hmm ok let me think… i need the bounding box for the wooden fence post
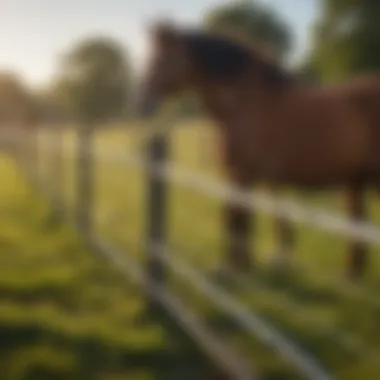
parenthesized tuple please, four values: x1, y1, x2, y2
(51, 125, 64, 204)
(13, 123, 38, 179)
(32, 126, 40, 178)
(25, 125, 39, 177)
(146, 133, 169, 311)
(76, 122, 94, 234)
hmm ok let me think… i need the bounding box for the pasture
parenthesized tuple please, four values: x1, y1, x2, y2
(0, 153, 214, 380)
(17, 119, 380, 379)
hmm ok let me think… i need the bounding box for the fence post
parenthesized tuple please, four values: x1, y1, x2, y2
(13, 122, 38, 179)
(76, 122, 94, 234)
(24, 124, 39, 178)
(51, 125, 64, 205)
(32, 125, 40, 179)
(146, 133, 169, 311)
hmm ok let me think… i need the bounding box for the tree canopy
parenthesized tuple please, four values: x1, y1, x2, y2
(204, 1, 294, 61)
(308, 0, 380, 82)
(56, 36, 132, 123)
(0, 71, 39, 127)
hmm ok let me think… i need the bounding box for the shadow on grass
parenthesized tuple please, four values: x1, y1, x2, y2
(135, 304, 224, 380)
(203, 267, 380, 379)
(0, 309, 215, 380)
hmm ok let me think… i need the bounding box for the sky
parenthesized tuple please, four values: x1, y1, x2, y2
(0, 0, 319, 88)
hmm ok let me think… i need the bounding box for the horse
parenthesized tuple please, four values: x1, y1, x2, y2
(137, 20, 380, 280)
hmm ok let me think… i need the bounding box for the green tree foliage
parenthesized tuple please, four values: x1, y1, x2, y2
(56, 36, 131, 123)
(308, 0, 380, 82)
(0, 71, 39, 127)
(204, 0, 294, 61)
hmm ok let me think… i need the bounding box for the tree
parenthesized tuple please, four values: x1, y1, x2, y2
(0, 71, 39, 127)
(54, 36, 131, 231)
(308, 0, 380, 82)
(56, 36, 132, 123)
(204, 1, 294, 61)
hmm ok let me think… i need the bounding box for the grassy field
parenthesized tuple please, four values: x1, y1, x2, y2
(0, 152, 218, 380)
(31, 120, 380, 379)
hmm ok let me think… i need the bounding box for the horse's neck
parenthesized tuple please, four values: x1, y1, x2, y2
(202, 82, 290, 124)
(193, 85, 232, 123)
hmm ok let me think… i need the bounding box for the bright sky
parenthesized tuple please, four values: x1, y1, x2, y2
(1, 0, 319, 87)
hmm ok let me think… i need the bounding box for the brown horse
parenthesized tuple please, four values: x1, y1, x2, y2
(138, 21, 380, 279)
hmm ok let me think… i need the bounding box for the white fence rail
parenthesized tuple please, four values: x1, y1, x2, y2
(35, 139, 347, 380)
(9, 128, 380, 380)
(76, 144, 380, 246)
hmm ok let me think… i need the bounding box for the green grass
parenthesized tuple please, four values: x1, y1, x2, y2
(0, 153, 215, 380)
(33, 120, 380, 379)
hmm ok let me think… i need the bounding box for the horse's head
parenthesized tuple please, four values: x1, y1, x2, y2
(137, 20, 294, 117)
(137, 20, 190, 116)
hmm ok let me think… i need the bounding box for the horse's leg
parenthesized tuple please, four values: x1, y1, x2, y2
(223, 180, 253, 275)
(271, 216, 295, 270)
(265, 186, 295, 270)
(346, 184, 369, 280)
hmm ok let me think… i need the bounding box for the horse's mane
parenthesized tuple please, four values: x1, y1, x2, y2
(182, 27, 295, 85)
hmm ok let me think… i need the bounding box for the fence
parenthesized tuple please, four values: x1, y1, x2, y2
(5, 120, 380, 380)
